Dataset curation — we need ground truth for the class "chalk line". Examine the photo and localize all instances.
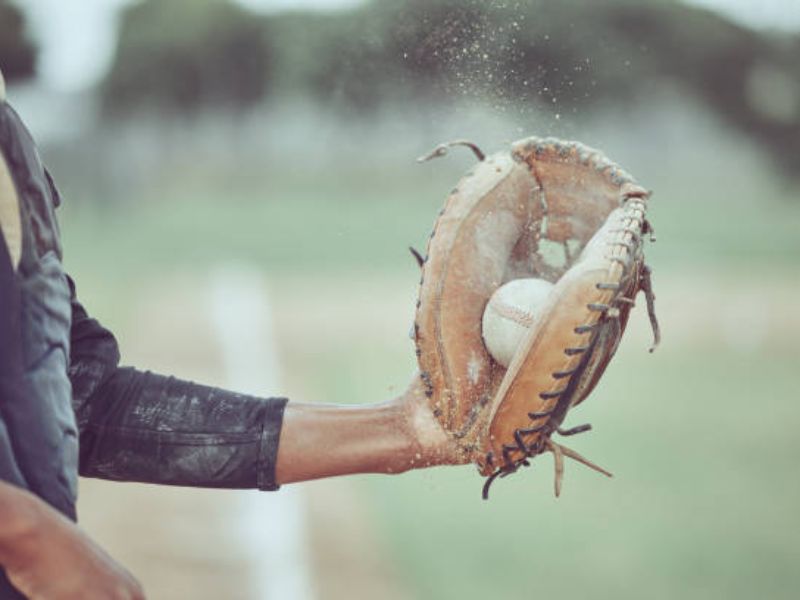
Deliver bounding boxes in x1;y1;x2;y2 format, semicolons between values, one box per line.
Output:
209;266;314;600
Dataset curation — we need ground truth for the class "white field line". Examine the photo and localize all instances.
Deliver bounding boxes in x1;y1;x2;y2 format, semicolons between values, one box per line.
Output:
209;266;315;600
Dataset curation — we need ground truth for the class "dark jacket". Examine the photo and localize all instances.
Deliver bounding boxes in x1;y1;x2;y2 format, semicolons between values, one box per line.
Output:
0;227;31;600
0;100;287;597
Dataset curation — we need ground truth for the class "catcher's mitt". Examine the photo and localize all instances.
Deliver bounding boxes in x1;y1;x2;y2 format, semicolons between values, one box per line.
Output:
413;136;659;498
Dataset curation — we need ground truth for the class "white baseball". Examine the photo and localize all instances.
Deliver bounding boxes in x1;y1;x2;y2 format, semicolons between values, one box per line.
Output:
482;278;554;368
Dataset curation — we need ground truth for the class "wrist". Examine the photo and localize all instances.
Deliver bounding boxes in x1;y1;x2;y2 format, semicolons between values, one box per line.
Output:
396;379;469;470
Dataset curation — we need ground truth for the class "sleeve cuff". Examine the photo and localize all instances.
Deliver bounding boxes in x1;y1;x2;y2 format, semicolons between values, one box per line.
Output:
257;397;289;491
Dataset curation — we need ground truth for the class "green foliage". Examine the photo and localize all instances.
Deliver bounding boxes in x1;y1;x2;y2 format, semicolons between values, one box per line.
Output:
267;9;407;110
101;0;799;176
0;0;36;82
266;0;701;111
605;2;800;176
102;0;271;115
268;0;799;174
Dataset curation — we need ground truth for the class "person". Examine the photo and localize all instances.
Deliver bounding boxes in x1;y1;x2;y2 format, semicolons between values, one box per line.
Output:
0;212;143;598
0;68;461;598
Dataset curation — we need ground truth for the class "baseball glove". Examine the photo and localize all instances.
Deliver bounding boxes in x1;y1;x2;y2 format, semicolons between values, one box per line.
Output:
413;136;659;499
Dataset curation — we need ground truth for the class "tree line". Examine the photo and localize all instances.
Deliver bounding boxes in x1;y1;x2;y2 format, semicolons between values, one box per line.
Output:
1;0;798;177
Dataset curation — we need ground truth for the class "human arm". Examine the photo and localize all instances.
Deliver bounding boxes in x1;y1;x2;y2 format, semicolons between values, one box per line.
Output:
69;279;463;490
0;480;144;600
0;229;141;599
275;377;465;485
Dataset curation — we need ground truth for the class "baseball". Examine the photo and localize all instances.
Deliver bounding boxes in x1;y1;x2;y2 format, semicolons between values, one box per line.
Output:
482;278;554;368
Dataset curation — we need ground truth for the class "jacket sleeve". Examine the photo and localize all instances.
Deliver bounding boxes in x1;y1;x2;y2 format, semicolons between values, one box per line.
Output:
68;277;288;491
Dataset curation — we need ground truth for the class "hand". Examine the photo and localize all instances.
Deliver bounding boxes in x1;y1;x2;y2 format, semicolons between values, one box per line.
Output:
0;483;144;600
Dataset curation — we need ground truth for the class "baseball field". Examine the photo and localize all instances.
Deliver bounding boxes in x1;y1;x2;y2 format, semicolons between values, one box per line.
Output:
58;106;800;599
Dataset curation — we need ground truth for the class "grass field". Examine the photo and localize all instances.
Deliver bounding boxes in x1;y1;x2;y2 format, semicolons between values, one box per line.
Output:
359;348;800;600
58;117;800;599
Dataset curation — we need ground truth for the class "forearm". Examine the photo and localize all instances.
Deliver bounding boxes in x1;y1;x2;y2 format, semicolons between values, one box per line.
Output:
0;481;144;600
0;482;49;599
276;381;464;485
276;401;414;484
0;481;39;568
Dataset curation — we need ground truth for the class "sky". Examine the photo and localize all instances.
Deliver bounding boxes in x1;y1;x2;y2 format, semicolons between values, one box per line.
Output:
12;0;800;93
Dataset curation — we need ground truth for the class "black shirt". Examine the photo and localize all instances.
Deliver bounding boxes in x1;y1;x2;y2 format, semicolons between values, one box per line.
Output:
68;276;288;492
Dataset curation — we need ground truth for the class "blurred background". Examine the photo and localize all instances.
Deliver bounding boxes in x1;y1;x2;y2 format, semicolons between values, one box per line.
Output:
2;0;800;598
